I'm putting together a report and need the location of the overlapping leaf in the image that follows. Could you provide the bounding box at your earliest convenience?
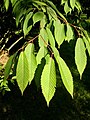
[33,12,44,25]
[56,56,73,97]
[38,28,48,47]
[36,46,48,65]
[54,20,65,46]
[41,57,56,106]
[23,12,33,36]
[70,0,76,9]
[66,24,73,42]
[25,43,37,84]
[75,38,87,78]
[16,51,29,94]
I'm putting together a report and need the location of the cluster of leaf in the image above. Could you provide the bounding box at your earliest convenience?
[3,0,90,106]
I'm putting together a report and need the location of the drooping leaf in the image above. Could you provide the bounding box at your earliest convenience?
[66,23,73,42]
[39,28,48,47]
[16,51,29,94]
[64,2,71,14]
[75,38,87,78]
[3,53,16,84]
[70,0,76,9]
[47,7,57,20]
[25,43,37,84]
[34,58,46,89]
[56,56,73,97]
[23,12,33,36]
[33,12,44,25]
[41,57,56,106]
[36,46,48,65]
[4,0,9,11]
[83,36,90,56]
[46,27,55,47]
[54,20,65,46]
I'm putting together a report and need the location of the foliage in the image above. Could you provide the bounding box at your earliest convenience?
[1,0,90,106]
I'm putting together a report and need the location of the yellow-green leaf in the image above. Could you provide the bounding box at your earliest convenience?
[54,20,65,46]
[33,12,44,25]
[4,0,9,11]
[25,43,37,84]
[70,0,76,9]
[39,28,48,47]
[75,38,87,78]
[41,57,56,106]
[57,56,73,97]
[36,46,48,65]
[16,51,29,94]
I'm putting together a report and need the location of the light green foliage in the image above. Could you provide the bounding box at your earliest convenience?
[36,46,48,65]
[56,56,73,97]
[66,23,74,42]
[25,43,37,84]
[3,0,90,106]
[39,28,48,47]
[4,0,9,11]
[41,57,56,106]
[23,12,33,36]
[54,20,65,46]
[33,12,44,25]
[16,51,29,94]
[75,38,87,79]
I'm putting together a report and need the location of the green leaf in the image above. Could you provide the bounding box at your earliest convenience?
[83,36,90,56]
[36,46,48,65]
[56,56,73,97]
[33,12,44,25]
[41,57,56,106]
[64,2,71,14]
[46,27,55,47]
[54,20,65,46]
[70,0,76,9]
[16,51,29,94]
[75,38,87,78]
[66,24,73,42]
[4,0,9,11]
[23,12,33,36]
[47,7,57,20]
[39,28,48,47]
[25,43,37,84]
[3,54,16,84]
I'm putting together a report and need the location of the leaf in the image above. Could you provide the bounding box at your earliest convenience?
[25,43,37,84]
[46,27,55,47]
[33,12,44,25]
[36,46,48,65]
[66,24,73,42]
[54,20,65,46]
[64,2,71,14]
[16,51,29,94]
[47,7,57,20]
[56,56,73,97]
[75,38,87,78]
[4,0,9,11]
[39,28,48,47]
[83,36,90,56]
[3,54,16,84]
[23,12,33,36]
[34,58,46,89]
[41,57,56,106]
[70,0,76,9]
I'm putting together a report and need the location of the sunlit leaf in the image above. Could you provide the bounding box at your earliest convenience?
[16,51,29,94]
[46,27,55,47]
[41,57,56,106]
[39,28,48,47]
[75,38,87,79]
[23,12,33,36]
[25,43,37,84]
[64,2,71,14]
[56,56,73,97]
[54,20,65,46]
[4,0,9,11]
[36,46,48,65]
[70,0,76,9]
[66,24,73,42]
[33,12,44,25]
